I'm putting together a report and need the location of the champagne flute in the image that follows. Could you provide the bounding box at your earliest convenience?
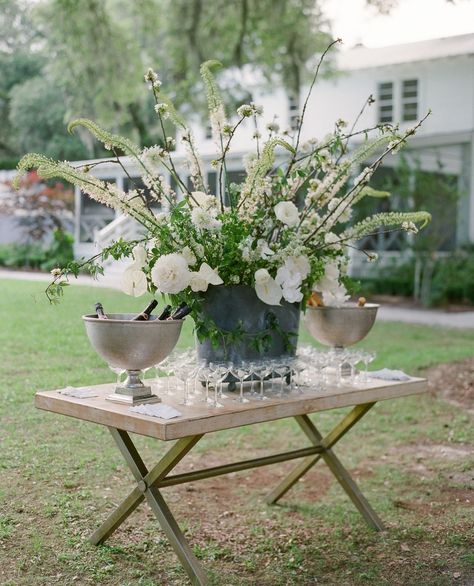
[254,361,269,401]
[233,362,249,404]
[208,362,225,408]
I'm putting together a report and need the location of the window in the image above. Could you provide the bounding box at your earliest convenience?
[205,123,212,140]
[401,79,418,122]
[288,94,300,131]
[123,177,160,210]
[377,82,393,123]
[377,79,419,124]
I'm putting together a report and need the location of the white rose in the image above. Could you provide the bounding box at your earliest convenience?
[151,253,190,294]
[291,255,310,278]
[122,267,148,297]
[322,286,349,307]
[274,201,299,227]
[254,268,282,306]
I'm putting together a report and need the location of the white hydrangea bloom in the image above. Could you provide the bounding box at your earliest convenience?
[274,201,299,227]
[191,207,222,232]
[254,268,282,306]
[324,232,342,250]
[151,253,190,294]
[191,191,216,210]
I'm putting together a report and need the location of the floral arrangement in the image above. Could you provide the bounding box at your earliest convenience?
[15,41,430,339]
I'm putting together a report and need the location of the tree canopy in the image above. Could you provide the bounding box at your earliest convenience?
[0,0,395,163]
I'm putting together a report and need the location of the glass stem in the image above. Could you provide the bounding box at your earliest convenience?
[183,380,188,405]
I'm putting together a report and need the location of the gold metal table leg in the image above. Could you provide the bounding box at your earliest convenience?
[294,411,385,531]
[90,429,207,585]
[266,403,375,506]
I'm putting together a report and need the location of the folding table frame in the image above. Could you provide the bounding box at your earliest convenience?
[36,377,427,585]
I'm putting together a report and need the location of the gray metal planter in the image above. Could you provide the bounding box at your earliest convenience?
[195,284,300,364]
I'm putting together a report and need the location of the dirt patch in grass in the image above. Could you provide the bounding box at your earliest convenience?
[426,357,474,414]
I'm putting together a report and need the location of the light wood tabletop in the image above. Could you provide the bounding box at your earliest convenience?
[35,376,427,441]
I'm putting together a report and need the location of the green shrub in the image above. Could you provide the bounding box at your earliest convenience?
[358,248,474,306]
[359,261,415,297]
[0,229,74,271]
[429,248,474,306]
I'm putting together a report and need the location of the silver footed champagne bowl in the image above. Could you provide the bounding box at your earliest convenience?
[304,303,379,374]
[83,313,183,405]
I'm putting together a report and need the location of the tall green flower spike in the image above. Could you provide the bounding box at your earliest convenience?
[349,133,397,167]
[351,185,391,206]
[200,60,224,114]
[243,138,295,194]
[346,211,432,240]
[68,118,141,158]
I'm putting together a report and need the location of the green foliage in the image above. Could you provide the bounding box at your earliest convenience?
[428,248,474,306]
[0,229,74,271]
[9,77,88,160]
[0,0,337,160]
[360,247,474,306]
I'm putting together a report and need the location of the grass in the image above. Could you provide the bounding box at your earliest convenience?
[1,278,473,585]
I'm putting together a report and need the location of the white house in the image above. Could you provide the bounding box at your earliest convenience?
[71,33,474,271]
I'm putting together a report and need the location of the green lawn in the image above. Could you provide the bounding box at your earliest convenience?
[1,278,473,585]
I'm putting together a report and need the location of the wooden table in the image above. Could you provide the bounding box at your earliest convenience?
[36,376,427,585]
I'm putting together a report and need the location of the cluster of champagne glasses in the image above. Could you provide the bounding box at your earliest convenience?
[107,346,376,408]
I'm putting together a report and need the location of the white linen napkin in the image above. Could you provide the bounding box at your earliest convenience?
[58,386,98,398]
[369,368,411,381]
[130,403,183,419]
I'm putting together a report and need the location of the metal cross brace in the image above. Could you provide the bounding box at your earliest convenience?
[89,402,383,585]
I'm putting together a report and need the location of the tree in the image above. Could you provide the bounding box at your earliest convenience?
[0,0,401,159]
[33,0,333,150]
[9,77,88,160]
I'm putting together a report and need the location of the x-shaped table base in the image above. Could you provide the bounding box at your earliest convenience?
[89,402,384,585]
